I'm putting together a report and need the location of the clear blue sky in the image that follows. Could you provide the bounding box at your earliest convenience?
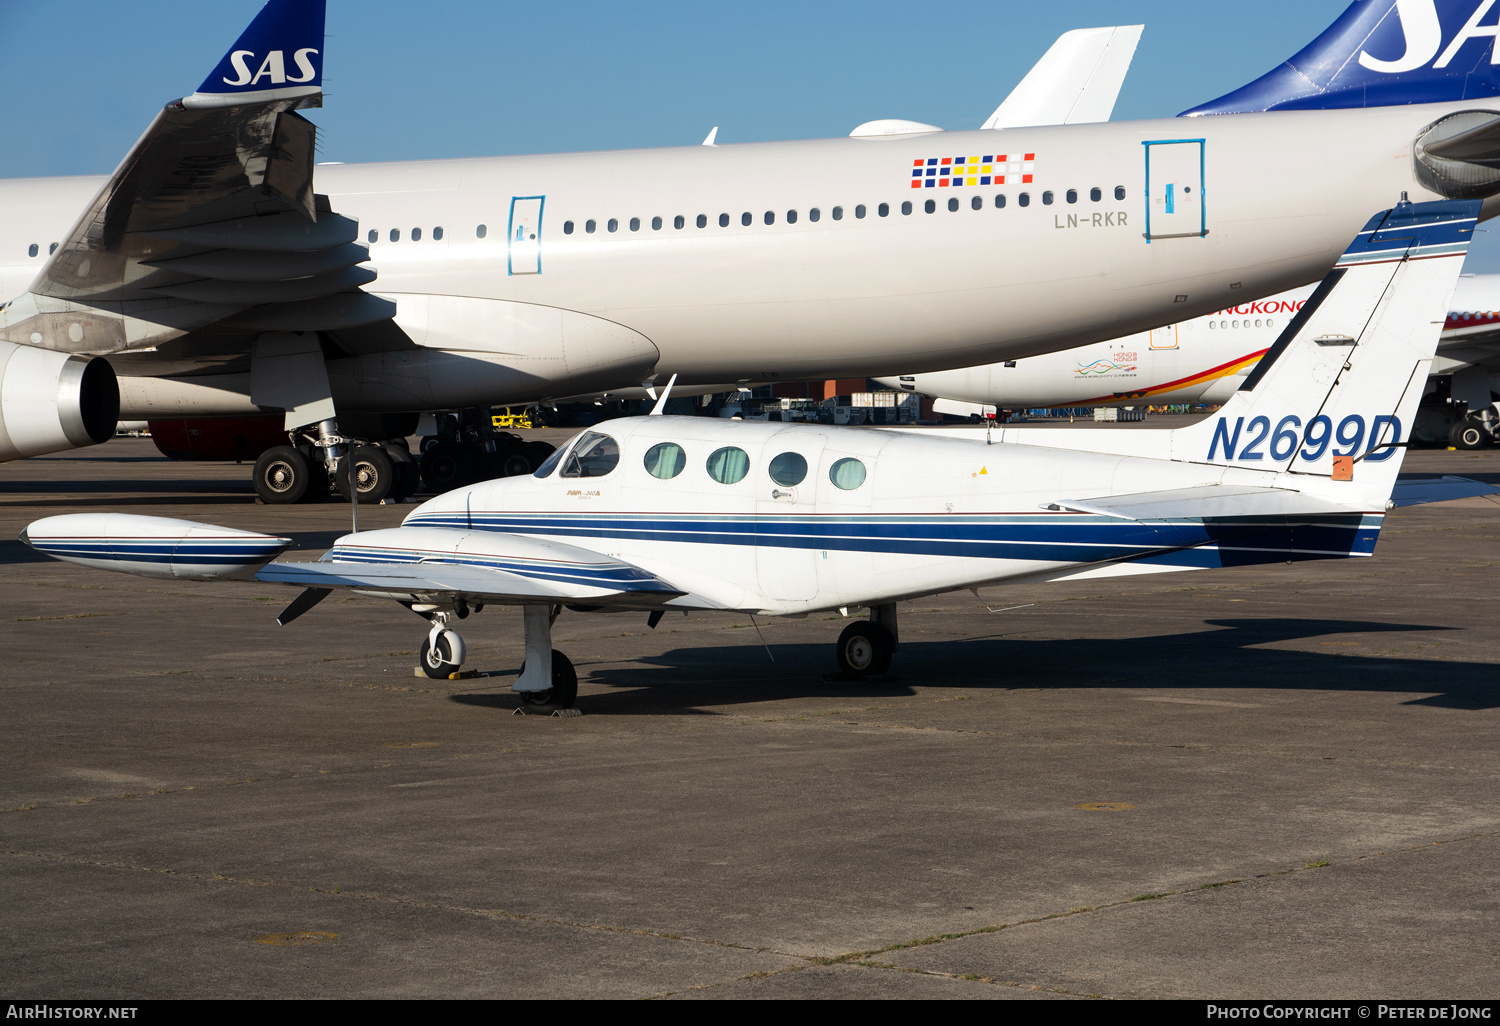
[4,0,1499,270]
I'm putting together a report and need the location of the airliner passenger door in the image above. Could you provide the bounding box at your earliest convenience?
[508,196,544,275]
[756,430,827,603]
[1143,140,1206,241]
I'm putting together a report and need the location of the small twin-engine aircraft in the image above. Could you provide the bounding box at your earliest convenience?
[21,199,1498,710]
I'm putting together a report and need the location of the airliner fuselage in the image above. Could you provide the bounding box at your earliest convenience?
[0,101,1493,413]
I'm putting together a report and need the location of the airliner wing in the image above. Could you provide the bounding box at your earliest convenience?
[0,0,391,357]
[1049,484,1365,521]
[981,25,1143,130]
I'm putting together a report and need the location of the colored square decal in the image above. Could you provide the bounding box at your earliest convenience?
[911,180,922,188]
[967,176,977,186]
[980,175,991,185]
[941,157,951,165]
[913,159,924,167]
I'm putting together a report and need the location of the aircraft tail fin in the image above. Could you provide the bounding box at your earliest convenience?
[183,0,326,110]
[1171,196,1479,509]
[1183,1,1500,115]
[982,25,1143,129]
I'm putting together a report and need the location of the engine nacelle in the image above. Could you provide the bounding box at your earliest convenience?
[0,340,119,462]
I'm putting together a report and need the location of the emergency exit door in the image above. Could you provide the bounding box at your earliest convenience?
[508,195,544,275]
[1143,140,1206,241]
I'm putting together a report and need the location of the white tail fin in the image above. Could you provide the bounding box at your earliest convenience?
[1169,197,1479,509]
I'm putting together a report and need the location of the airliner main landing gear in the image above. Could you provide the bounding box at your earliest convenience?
[835,603,899,677]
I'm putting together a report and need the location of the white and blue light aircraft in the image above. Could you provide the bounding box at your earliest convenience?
[7,1,1500,509]
[21,199,1497,709]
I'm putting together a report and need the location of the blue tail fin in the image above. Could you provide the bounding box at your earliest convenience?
[183,0,326,110]
[1183,1,1500,116]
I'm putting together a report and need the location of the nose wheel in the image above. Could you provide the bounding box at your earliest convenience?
[418,626,467,679]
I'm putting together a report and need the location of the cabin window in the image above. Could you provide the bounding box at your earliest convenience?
[367,230,378,244]
[433,226,444,240]
[946,198,957,212]
[1208,321,1216,330]
[833,206,844,220]
[608,219,619,233]
[674,215,685,229]
[768,452,808,487]
[697,214,708,228]
[971,196,982,211]
[741,212,753,226]
[586,220,597,234]
[995,194,1006,208]
[1018,193,1030,207]
[809,208,820,222]
[1090,187,1102,202]
[720,213,730,227]
[411,227,422,241]
[49,243,58,254]
[764,211,775,225]
[905,201,916,215]
[921,200,932,214]
[855,205,866,219]
[786,209,798,224]
[644,442,687,480]
[1114,186,1126,200]
[1042,191,1054,205]
[28,244,38,258]
[829,457,867,490]
[630,217,641,232]
[389,228,401,242]
[1066,190,1077,204]
[563,221,574,235]
[652,216,662,231]
[878,203,890,217]
[706,446,750,485]
[559,432,620,479]
[476,224,487,238]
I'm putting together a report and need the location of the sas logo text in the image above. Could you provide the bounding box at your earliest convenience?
[222,49,320,88]
[1360,0,1496,74]
[1207,414,1402,463]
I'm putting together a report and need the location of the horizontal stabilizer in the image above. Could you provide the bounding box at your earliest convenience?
[1389,475,1500,507]
[1049,485,1364,522]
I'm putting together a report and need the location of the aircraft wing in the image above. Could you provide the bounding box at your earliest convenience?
[0,0,393,359]
[981,25,1143,130]
[1048,484,1366,521]
[255,526,688,611]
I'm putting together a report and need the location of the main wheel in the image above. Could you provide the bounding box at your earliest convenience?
[253,445,313,504]
[835,621,893,676]
[419,631,463,679]
[1450,420,1489,450]
[420,441,475,493]
[521,650,578,708]
[336,445,396,503]
[382,443,419,501]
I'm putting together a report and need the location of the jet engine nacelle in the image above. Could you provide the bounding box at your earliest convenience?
[0,340,120,462]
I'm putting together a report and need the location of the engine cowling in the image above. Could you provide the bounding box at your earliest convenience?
[0,340,119,462]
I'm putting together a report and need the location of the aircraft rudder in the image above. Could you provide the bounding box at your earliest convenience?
[185,0,327,109]
[1182,1,1500,116]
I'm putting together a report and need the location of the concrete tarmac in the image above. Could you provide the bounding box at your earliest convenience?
[2,433,1498,999]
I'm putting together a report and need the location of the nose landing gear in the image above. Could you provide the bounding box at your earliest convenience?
[418,615,467,679]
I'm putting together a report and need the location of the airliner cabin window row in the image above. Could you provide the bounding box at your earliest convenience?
[565,179,1117,244]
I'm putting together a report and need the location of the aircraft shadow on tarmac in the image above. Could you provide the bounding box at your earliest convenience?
[450,617,1495,715]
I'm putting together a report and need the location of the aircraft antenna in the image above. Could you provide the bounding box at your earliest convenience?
[649,374,679,416]
[749,615,775,662]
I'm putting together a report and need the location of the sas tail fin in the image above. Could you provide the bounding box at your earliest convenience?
[1183,1,1500,116]
[1174,196,1479,509]
[183,0,326,110]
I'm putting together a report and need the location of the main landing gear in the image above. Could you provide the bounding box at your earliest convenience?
[834,603,899,677]
[409,601,577,709]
